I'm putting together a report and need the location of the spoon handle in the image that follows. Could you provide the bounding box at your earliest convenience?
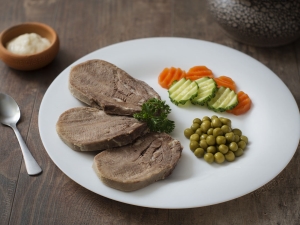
[11,125,42,175]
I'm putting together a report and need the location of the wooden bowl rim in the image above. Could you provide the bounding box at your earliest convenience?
[0,22,59,59]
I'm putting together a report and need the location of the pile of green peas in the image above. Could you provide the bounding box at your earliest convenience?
[184,115,248,164]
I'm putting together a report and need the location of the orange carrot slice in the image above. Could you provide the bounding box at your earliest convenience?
[185,66,214,80]
[158,67,186,89]
[158,68,171,89]
[227,91,251,115]
[213,76,236,91]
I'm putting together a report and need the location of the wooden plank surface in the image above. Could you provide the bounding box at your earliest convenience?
[0,0,299,224]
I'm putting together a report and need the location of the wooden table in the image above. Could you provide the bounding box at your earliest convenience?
[1,0,299,224]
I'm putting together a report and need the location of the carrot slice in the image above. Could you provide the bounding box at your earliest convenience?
[227,91,251,115]
[188,66,211,73]
[158,67,186,89]
[185,66,214,80]
[158,68,169,88]
[213,76,236,91]
[173,67,185,82]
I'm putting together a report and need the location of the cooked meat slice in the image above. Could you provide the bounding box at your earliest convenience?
[69,59,161,116]
[92,132,183,192]
[56,107,148,151]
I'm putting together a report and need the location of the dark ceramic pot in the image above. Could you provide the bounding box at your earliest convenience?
[208,0,300,47]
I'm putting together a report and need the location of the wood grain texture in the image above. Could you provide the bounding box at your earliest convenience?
[0,0,299,224]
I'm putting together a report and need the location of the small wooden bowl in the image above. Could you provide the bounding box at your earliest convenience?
[0,22,59,71]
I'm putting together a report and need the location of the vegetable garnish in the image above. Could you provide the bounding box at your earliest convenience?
[169,78,198,106]
[157,65,252,115]
[133,98,175,133]
[158,67,186,89]
[207,86,238,112]
[185,66,214,80]
[191,77,217,106]
[213,76,236,92]
[185,116,249,163]
[227,91,251,115]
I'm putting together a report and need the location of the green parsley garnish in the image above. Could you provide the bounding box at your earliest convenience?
[133,98,175,134]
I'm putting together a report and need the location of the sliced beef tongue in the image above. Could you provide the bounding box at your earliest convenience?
[56,107,149,151]
[92,132,183,192]
[69,59,161,116]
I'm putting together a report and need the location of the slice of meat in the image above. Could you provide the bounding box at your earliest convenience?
[92,132,183,192]
[56,107,148,151]
[69,59,161,116]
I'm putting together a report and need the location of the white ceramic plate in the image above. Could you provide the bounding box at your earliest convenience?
[39,37,300,209]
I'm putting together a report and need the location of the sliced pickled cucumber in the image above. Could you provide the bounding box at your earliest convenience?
[207,86,238,112]
[191,77,217,106]
[169,78,198,105]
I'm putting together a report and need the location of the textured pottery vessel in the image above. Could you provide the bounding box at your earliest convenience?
[208,0,300,47]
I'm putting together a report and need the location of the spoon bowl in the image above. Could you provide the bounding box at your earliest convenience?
[0,93,42,175]
[0,94,20,125]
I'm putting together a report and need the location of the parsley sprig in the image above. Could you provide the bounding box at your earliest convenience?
[133,98,175,134]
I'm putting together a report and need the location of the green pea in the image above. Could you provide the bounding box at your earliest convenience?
[213,128,223,137]
[220,117,231,127]
[211,118,222,128]
[207,128,214,135]
[229,142,238,151]
[207,146,217,154]
[233,128,242,136]
[234,134,240,142]
[190,133,200,142]
[218,144,228,154]
[240,135,248,144]
[195,128,203,136]
[225,132,235,143]
[184,128,194,139]
[211,115,218,120]
[206,135,216,146]
[204,153,214,163]
[201,120,211,133]
[199,139,208,150]
[238,140,247,150]
[214,152,225,164]
[193,118,202,124]
[194,148,205,158]
[202,116,211,122]
[191,123,200,131]
[190,141,199,151]
[234,148,244,157]
[225,151,235,162]
[216,136,226,145]
[200,134,208,140]
[221,125,231,134]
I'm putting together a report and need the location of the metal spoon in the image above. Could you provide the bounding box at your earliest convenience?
[0,93,42,175]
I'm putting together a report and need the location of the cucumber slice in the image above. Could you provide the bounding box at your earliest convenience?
[191,77,217,106]
[207,86,238,112]
[169,78,198,105]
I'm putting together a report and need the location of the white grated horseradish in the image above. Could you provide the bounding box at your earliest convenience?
[6,33,51,55]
